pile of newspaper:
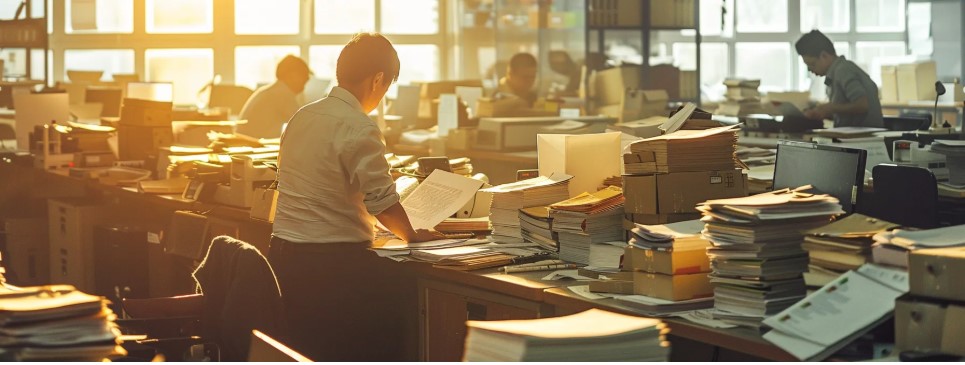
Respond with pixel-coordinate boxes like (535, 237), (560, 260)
(802, 214), (898, 286)
(549, 186), (625, 264)
(0, 285), (124, 361)
(463, 308), (669, 361)
(698, 187), (843, 327)
(518, 206), (557, 251)
(482, 174), (571, 243)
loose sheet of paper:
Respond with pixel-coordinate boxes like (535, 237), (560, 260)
(437, 94), (459, 137)
(402, 170), (484, 230)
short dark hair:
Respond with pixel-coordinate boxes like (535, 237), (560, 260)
(336, 33), (400, 85)
(795, 30), (837, 58)
(508, 53), (538, 71)
(276, 55), (309, 79)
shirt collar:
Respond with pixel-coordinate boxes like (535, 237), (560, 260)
(824, 56), (847, 84)
(328, 86), (364, 113)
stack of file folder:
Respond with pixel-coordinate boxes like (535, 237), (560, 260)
(481, 174), (572, 243)
(463, 308), (669, 362)
(624, 220), (714, 301)
(0, 285), (124, 361)
(802, 214), (898, 286)
(623, 125), (742, 175)
(518, 206), (557, 251)
(871, 224), (965, 269)
(715, 79), (766, 116)
(697, 187), (844, 327)
(549, 186), (625, 264)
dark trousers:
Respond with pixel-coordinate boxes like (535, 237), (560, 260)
(267, 236), (418, 361)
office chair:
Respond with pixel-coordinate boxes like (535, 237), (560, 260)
(119, 235), (287, 361)
(208, 84), (254, 116)
(883, 116), (930, 131)
(869, 164), (938, 229)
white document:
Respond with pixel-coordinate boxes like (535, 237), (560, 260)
(831, 138), (890, 174)
(537, 132), (622, 197)
(566, 285), (612, 300)
(436, 93), (459, 137)
(13, 93), (70, 151)
(678, 309), (738, 329)
(455, 86), (483, 117)
(402, 170), (484, 230)
(762, 264), (908, 361)
(542, 270), (594, 281)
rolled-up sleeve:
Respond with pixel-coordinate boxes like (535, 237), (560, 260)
(342, 125), (399, 215)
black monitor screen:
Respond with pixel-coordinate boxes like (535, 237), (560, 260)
(772, 141), (867, 213)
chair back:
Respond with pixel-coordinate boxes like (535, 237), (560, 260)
(883, 116), (930, 131)
(871, 164), (938, 228)
(209, 85), (254, 116)
(248, 330), (312, 362)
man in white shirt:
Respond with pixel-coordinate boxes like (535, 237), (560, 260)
(238, 55), (310, 138)
(269, 33), (441, 361)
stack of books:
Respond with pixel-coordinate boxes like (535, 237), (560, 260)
(802, 214), (898, 286)
(463, 308), (669, 362)
(697, 187), (844, 327)
(871, 224), (965, 269)
(623, 125), (741, 175)
(0, 285), (124, 361)
(624, 220), (715, 302)
(518, 206), (557, 251)
(549, 187), (625, 264)
(481, 174), (572, 243)
(715, 79), (765, 116)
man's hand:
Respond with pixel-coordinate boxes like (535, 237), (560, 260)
(804, 103), (833, 120)
(407, 229), (446, 243)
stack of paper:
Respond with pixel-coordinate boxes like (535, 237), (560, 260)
(624, 125), (741, 175)
(481, 174), (572, 243)
(549, 187), (626, 264)
(871, 224), (965, 268)
(409, 246), (516, 271)
(434, 217), (492, 234)
(463, 308), (669, 362)
(614, 295), (714, 317)
(0, 286), (124, 361)
(697, 187), (844, 327)
(628, 219), (707, 251)
(518, 206), (557, 251)
(716, 79), (766, 116)
(802, 214), (898, 286)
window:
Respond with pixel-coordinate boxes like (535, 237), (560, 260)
(856, 0), (905, 32)
(1, 49), (27, 78)
(694, 0), (733, 37)
(673, 43), (729, 88)
(381, 0), (439, 35)
(735, 43), (791, 91)
(0, 0), (43, 19)
(736, 0), (788, 33)
(64, 49), (135, 81)
(235, 0), (300, 35)
(235, 46), (302, 90)
(145, 49), (214, 105)
(30, 49), (50, 81)
(800, 0), (849, 33)
(65, 0), (133, 34)
(314, 0), (375, 34)
(396, 45), (440, 85)
(307, 45), (342, 83)
(855, 41), (907, 84)
(146, 0), (213, 34)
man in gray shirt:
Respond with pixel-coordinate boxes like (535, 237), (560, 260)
(796, 30), (883, 128)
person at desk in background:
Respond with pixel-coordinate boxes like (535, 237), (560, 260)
(796, 30), (884, 128)
(268, 33), (443, 361)
(495, 52), (539, 108)
(238, 55), (310, 138)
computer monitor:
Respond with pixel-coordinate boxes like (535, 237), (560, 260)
(126, 82), (173, 102)
(772, 140), (867, 213)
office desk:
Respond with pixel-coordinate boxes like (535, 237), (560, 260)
(881, 102), (963, 127)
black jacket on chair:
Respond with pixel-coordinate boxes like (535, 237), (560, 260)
(192, 236), (287, 361)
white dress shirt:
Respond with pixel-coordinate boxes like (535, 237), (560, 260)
(272, 86), (398, 244)
(238, 81), (300, 138)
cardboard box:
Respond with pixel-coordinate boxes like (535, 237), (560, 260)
(1, 217), (49, 286)
(895, 295), (965, 356)
(120, 98), (173, 127)
(624, 213), (701, 226)
(625, 243), (711, 275)
(588, 279), (635, 295)
(249, 188), (278, 223)
(623, 169), (748, 215)
(897, 61), (938, 102)
(593, 66), (641, 106)
(117, 125), (174, 161)
(632, 271), (712, 301)
(909, 247), (965, 302)
(47, 198), (109, 291)
(880, 65), (899, 103)
(418, 80), (483, 120)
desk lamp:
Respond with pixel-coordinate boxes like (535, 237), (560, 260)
(931, 81), (954, 134)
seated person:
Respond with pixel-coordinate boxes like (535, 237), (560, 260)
(795, 30), (883, 128)
(494, 52), (538, 108)
(238, 55), (311, 138)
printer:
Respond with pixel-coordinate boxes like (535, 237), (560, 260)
(473, 115), (616, 151)
(213, 154), (277, 208)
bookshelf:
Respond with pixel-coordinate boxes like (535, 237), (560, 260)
(584, 0), (701, 105)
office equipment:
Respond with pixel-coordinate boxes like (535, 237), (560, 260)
(931, 140), (965, 184)
(773, 141), (867, 213)
(126, 82), (174, 102)
(212, 155), (277, 208)
(870, 164), (938, 229)
(207, 84), (253, 115)
(474, 116), (614, 151)
(13, 92), (70, 151)
(763, 264), (908, 361)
